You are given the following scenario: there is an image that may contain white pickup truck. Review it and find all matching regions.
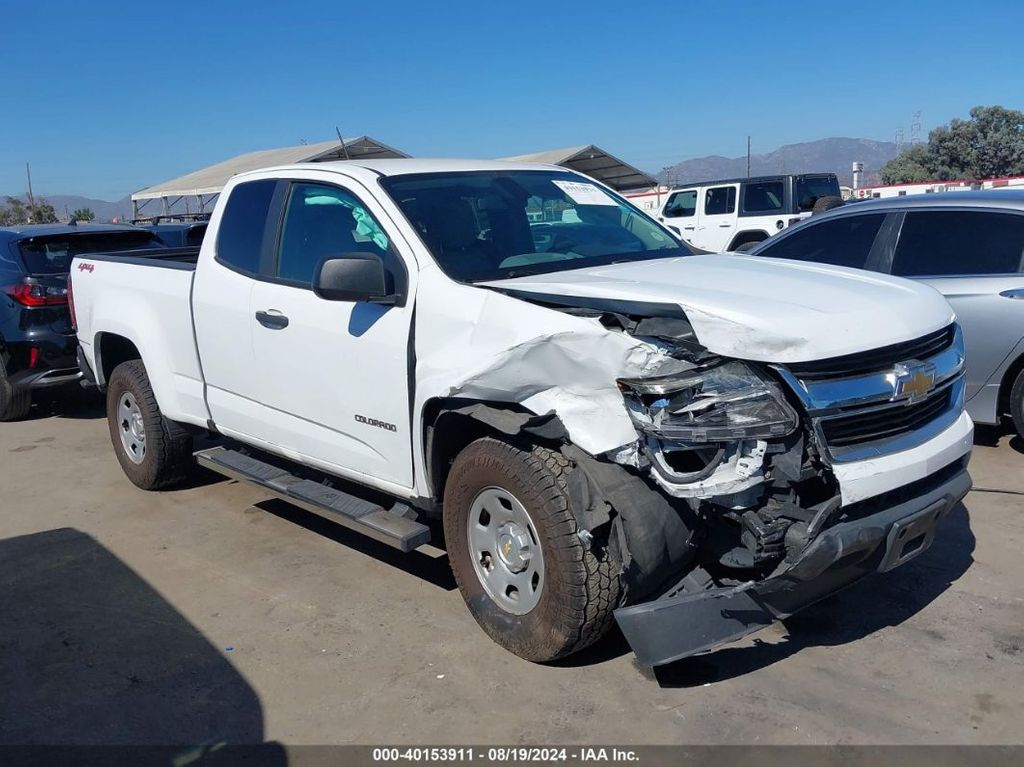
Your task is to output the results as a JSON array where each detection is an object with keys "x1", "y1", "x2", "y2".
[{"x1": 70, "y1": 159, "x2": 973, "y2": 667}]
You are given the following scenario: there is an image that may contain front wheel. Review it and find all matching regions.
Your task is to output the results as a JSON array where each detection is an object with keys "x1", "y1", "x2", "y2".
[
  {"x1": 443, "y1": 437, "x2": 621, "y2": 662},
  {"x1": 106, "y1": 360, "x2": 193, "y2": 490}
]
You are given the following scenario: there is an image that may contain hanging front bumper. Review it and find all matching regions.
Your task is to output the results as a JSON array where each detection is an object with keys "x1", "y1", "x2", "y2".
[{"x1": 614, "y1": 458, "x2": 972, "y2": 667}]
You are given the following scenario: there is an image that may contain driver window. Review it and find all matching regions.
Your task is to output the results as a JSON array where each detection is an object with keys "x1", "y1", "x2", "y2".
[{"x1": 277, "y1": 182, "x2": 391, "y2": 285}]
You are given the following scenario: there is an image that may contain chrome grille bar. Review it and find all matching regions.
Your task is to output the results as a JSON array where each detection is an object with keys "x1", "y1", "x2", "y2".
[{"x1": 774, "y1": 324, "x2": 966, "y2": 463}]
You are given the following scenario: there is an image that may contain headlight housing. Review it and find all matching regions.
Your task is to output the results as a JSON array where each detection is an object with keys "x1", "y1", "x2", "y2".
[{"x1": 618, "y1": 360, "x2": 798, "y2": 442}]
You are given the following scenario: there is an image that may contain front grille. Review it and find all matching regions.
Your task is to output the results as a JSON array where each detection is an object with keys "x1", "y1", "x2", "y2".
[
  {"x1": 820, "y1": 387, "x2": 952, "y2": 447},
  {"x1": 788, "y1": 325, "x2": 955, "y2": 381}
]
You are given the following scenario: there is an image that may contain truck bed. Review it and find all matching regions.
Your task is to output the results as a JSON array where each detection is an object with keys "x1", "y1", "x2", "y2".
[
  {"x1": 80, "y1": 246, "x2": 199, "y2": 270},
  {"x1": 71, "y1": 246, "x2": 206, "y2": 427}
]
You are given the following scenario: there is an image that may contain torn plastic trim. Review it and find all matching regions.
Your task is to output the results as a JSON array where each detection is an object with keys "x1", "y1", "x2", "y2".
[
  {"x1": 614, "y1": 459, "x2": 971, "y2": 667},
  {"x1": 562, "y1": 444, "x2": 698, "y2": 602}
]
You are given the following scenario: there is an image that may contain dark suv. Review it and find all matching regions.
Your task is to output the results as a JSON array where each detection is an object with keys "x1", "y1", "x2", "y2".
[
  {"x1": 137, "y1": 221, "x2": 208, "y2": 248},
  {"x1": 0, "y1": 224, "x2": 163, "y2": 420}
]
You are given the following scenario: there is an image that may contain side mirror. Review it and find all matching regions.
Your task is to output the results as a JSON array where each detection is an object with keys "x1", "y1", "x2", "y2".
[{"x1": 313, "y1": 252, "x2": 396, "y2": 304}]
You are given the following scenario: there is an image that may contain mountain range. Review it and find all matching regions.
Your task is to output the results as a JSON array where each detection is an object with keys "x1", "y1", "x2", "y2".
[
  {"x1": 658, "y1": 137, "x2": 898, "y2": 187},
  {"x1": 1, "y1": 193, "x2": 134, "y2": 223},
  {"x1": 3, "y1": 137, "x2": 900, "y2": 222}
]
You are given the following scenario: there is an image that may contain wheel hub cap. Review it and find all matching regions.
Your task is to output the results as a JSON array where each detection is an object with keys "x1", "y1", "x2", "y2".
[
  {"x1": 496, "y1": 523, "x2": 532, "y2": 573},
  {"x1": 117, "y1": 392, "x2": 146, "y2": 465},
  {"x1": 467, "y1": 487, "x2": 545, "y2": 615}
]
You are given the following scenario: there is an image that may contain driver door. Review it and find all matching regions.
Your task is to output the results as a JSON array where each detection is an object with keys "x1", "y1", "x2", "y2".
[
  {"x1": 659, "y1": 188, "x2": 699, "y2": 247},
  {"x1": 248, "y1": 179, "x2": 415, "y2": 488}
]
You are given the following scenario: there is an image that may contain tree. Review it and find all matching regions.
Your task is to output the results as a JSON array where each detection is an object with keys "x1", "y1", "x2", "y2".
[
  {"x1": 880, "y1": 105, "x2": 1024, "y2": 184},
  {"x1": 29, "y1": 200, "x2": 58, "y2": 223},
  {"x1": 879, "y1": 144, "x2": 933, "y2": 184},
  {"x1": 71, "y1": 207, "x2": 95, "y2": 222},
  {"x1": 0, "y1": 197, "x2": 29, "y2": 226},
  {"x1": 0, "y1": 195, "x2": 58, "y2": 224}
]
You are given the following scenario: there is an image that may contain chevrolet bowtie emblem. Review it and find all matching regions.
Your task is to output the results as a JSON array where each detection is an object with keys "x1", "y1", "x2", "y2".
[{"x1": 891, "y1": 360, "x2": 936, "y2": 402}]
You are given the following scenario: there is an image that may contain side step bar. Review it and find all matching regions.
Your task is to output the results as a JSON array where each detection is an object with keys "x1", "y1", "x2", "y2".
[{"x1": 195, "y1": 446, "x2": 431, "y2": 552}]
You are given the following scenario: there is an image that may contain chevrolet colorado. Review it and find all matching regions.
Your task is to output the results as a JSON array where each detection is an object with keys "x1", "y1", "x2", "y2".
[{"x1": 70, "y1": 159, "x2": 973, "y2": 667}]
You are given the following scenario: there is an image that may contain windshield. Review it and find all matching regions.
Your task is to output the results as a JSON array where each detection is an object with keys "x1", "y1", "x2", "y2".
[
  {"x1": 381, "y1": 170, "x2": 689, "y2": 282},
  {"x1": 18, "y1": 230, "x2": 161, "y2": 274},
  {"x1": 794, "y1": 175, "x2": 841, "y2": 211}
]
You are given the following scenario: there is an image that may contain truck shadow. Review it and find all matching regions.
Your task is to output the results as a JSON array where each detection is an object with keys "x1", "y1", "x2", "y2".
[
  {"x1": 29, "y1": 387, "x2": 106, "y2": 421},
  {"x1": 648, "y1": 501, "x2": 975, "y2": 687},
  {"x1": 0, "y1": 527, "x2": 285, "y2": 763},
  {"x1": 254, "y1": 498, "x2": 457, "y2": 591}
]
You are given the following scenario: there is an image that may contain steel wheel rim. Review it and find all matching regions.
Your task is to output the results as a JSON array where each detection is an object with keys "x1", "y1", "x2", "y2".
[
  {"x1": 467, "y1": 486, "x2": 545, "y2": 615},
  {"x1": 117, "y1": 392, "x2": 146, "y2": 465}
]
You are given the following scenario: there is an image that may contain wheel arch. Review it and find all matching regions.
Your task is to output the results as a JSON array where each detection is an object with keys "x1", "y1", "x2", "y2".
[
  {"x1": 727, "y1": 229, "x2": 770, "y2": 251},
  {"x1": 94, "y1": 332, "x2": 142, "y2": 388},
  {"x1": 421, "y1": 398, "x2": 568, "y2": 503},
  {"x1": 998, "y1": 350, "x2": 1024, "y2": 416}
]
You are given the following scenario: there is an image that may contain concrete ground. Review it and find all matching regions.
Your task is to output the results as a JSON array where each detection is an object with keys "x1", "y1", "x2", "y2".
[{"x1": 1, "y1": 391, "x2": 1022, "y2": 746}]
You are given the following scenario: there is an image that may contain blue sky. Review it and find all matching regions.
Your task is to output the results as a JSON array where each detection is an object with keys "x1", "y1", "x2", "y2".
[{"x1": 1, "y1": 0, "x2": 1021, "y2": 200}]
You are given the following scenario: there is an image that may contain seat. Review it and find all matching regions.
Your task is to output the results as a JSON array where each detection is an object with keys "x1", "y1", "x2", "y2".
[{"x1": 415, "y1": 195, "x2": 495, "y2": 279}]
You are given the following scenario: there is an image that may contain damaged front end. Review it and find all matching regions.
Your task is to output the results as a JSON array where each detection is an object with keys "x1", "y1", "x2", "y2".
[
  {"x1": 439, "y1": 286, "x2": 971, "y2": 667},
  {"x1": 553, "y1": 307, "x2": 970, "y2": 667}
]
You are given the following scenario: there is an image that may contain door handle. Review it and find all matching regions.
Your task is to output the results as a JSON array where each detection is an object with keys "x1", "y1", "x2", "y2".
[
  {"x1": 683, "y1": 225, "x2": 696, "y2": 230},
  {"x1": 255, "y1": 310, "x2": 289, "y2": 329},
  {"x1": 719, "y1": 223, "x2": 731, "y2": 227},
  {"x1": 999, "y1": 288, "x2": 1024, "y2": 300}
]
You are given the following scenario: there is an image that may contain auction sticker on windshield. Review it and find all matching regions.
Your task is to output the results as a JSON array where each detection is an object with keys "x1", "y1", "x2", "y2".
[{"x1": 551, "y1": 180, "x2": 619, "y2": 206}]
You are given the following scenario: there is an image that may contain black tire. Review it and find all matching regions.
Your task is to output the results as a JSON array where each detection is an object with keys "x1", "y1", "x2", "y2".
[
  {"x1": 732, "y1": 238, "x2": 764, "y2": 253},
  {"x1": 443, "y1": 437, "x2": 621, "y2": 662},
  {"x1": 106, "y1": 360, "x2": 193, "y2": 490},
  {"x1": 1010, "y1": 368, "x2": 1024, "y2": 440},
  {"x1": 0, "y1": 372, "x2": 32, "y2": 421},
  {"x1": 812, "y1": 195, "x2": 845, "y2": 215}
]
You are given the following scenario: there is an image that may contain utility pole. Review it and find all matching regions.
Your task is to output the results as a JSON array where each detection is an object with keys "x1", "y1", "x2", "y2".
[
  {"x1": 25, "y1": 162, "x2": 35, "y2": 207},
  {"x1": 662, "y1": 166, "x2": 673, "y2": 191},
  {"x1": 25, "y1": 162, "x2": 37, "y2": 223},
  {"x1": 746, "y1": 136, "x2": 751, "y2": 177},
  {"x1": 911, "y1": 111, "x2": 922, "y2": 145}
]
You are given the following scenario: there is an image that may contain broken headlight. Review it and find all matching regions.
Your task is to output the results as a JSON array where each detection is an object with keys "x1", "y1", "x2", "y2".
[{"x1": 618, "y1": 361, "x2": 798, "y2": 442}]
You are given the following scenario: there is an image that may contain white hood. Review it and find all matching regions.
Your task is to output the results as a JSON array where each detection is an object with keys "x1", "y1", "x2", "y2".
[{"x1": 484, "y1": 254, "x2": 955, "y2": 363}]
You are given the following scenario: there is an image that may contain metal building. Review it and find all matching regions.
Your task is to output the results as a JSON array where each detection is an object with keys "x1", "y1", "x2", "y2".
[
  {"x1": 499, "y1": 145, "x2": 657, "y2": 191},
  {"x1": 130, "y1": 136, "x2": 409, "y2": 220}
]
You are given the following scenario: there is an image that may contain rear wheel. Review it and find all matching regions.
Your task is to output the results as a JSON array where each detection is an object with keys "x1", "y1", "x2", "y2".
[
  {"x1": 0, "y1": 372, "x2": 32, "y2": 421},
  {"x1": 1010, "y1": 368, "x2": 1024, "y2": 439},
  {"x1": 443, "y1": 437, "x2": 621, "y2": 662},
  {"x1": 106, "y1": 360, "x2": 193, "y2": 490}
]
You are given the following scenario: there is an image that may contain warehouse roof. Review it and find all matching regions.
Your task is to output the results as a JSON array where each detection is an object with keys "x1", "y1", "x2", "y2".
[
  {"x1": 499, "y1": 145, "x2": 656, "y2": 191},
  {"x1": 132, "y1": 136, "x2": 409, "y2": 201}
]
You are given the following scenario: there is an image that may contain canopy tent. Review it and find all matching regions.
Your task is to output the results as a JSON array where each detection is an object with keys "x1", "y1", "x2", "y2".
[
  {"x1": 499, "y1": 145, "x2": 656, "y2": 192},
  {"x1": 130, "y1": 136, "x2": 409, "y2": 219}
]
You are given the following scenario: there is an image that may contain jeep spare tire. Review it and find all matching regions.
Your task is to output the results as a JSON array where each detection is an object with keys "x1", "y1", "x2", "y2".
[{"x1": 812, "y1": 195, "x2": 845, "y2": 215}]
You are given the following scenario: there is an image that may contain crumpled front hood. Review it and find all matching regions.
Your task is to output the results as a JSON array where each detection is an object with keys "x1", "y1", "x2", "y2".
[{"x1": 484, "y1": 255, "x2": 955, "y2": 363}]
